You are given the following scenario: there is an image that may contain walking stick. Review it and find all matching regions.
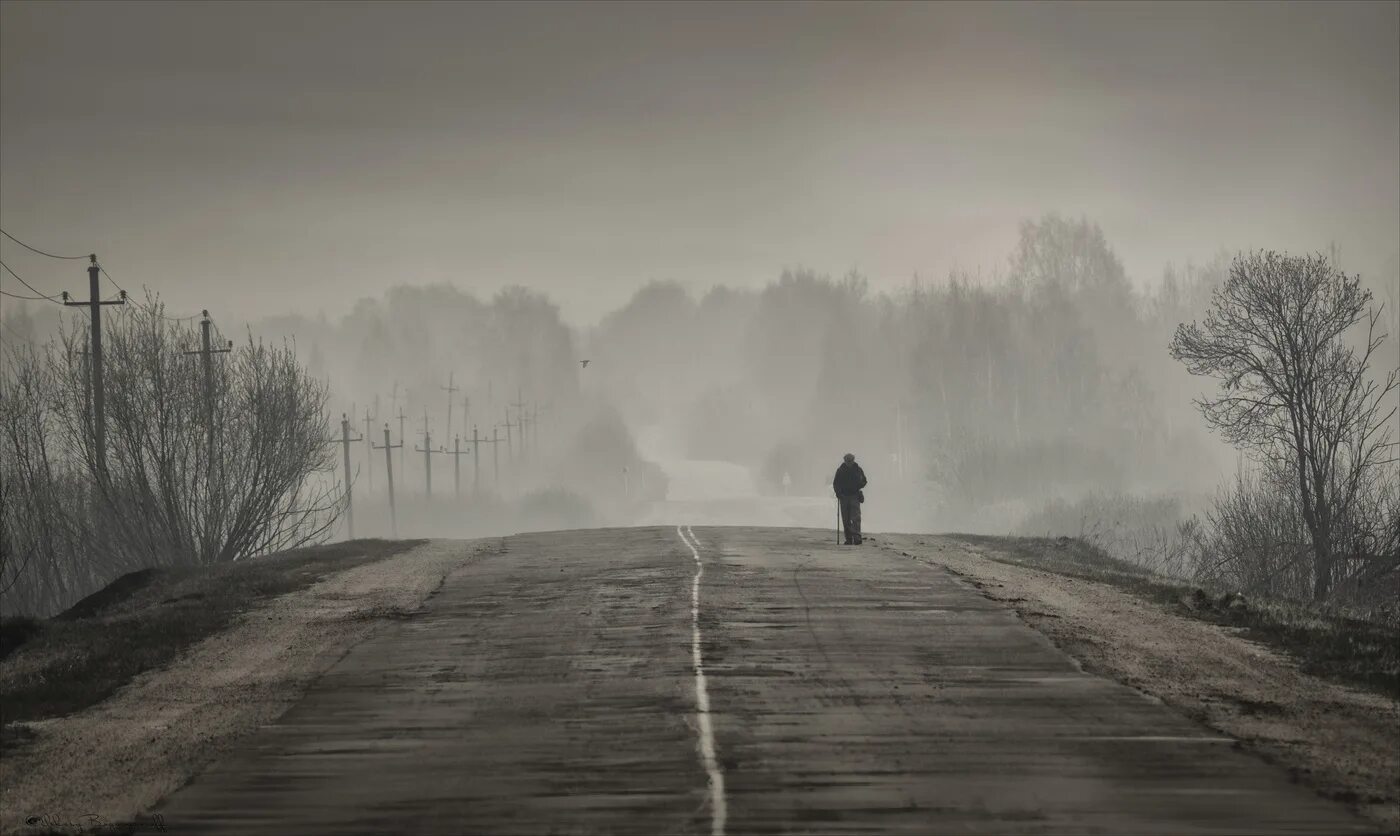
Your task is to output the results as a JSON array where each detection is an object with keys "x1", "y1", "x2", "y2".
[{"x1": 836, "y1": 497, "x2": 842, "y2": 545}]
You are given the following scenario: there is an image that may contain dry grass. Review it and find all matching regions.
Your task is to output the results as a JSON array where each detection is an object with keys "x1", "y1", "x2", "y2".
[
  {"x1": 0, "y1": 538, "x2": 425, "y2": 743},
  {"x1": 953, "y1": 534, "x2": 1400, "y2": 698},
  {"x1": 896, "y1": 534, "x2": 1400, "y2": 832}
]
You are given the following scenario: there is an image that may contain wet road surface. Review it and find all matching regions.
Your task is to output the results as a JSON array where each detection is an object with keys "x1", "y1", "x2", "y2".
[{"x1": 157, "y1": 527, "x2": 1375, "y2": 834}]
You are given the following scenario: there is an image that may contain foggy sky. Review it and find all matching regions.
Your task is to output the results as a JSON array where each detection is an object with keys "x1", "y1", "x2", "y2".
[{"x1": 2, "y1": 1, "x2": 1396, "y2": 325}]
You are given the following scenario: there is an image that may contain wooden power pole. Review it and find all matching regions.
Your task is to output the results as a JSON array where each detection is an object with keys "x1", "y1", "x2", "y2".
[
  {"x1": 182, "y1": 310, "x2": 231, "y2": 466},
  {"x1": 414, "y1": 411, "x2": 434, "y2": 497},
  {"x1": 442, "y1": 372, "x2": 459, "y2": 439},
  {"x1": 511, "y1": 388, "x2": 529, "y2": 461},
  {"x1": 372, "y1": 424, "x2": 403, "y2": 537},
  {"x1": 470, "y1": 425, "x2": 482, "y2": 494},
  {"x1": 481, "y1": 425, "x2": 502, "y2": 488},
  {"x1": 470, "y1": 425, "x2": 505, "y2": 494},
  {"x1": 61, "y1": 255, "x2": 125, "y2": 479},
  {"x1": 396, "y1": 406, "x2": 407, "y2": 474},
  {"x1": 442, "y1": 435, "x2": 470, "y2": 498},
  {"x1": 338, "y1": 414, "x2": 363, "y2": 538},
  {"x1": 362, "y1": 408, "x2": 376, "y2": 494}
]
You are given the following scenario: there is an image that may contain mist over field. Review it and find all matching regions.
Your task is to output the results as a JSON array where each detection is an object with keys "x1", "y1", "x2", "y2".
[
  {"x1": 5, "y1": 214, "x2": 1398, "y2": 560},
  {"x1": 216, "y1": 216, "x2": 1397, "y2": 552}
]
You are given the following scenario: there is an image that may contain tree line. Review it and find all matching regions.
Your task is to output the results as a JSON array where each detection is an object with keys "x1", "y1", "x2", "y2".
[
  {"x1": 1, "y1": 301, "x2": 336, "y2": 616},
  {"x1": 4, "y1": 212, "x2": 1394, "y2": 615},
  {"x1": 584, "y1": 215, "x2": 1398, "y2": 609}
]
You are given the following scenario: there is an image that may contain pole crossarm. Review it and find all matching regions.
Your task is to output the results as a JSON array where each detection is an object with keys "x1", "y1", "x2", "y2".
[{"x1": 63, "y1": 294, "x2": 128, "y2": 307}]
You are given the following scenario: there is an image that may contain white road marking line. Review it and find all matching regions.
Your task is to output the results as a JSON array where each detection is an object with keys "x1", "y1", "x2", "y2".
[{"x1": 679, "y1": 525, "x2": 727, "y2": 836}]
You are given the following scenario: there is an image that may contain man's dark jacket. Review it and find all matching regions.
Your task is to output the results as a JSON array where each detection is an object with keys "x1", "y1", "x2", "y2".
[{"x1": 833, "y1": 461, "x2": 867, "y2": 498}]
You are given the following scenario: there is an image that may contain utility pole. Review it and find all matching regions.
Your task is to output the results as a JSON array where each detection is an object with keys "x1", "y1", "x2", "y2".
[
  {"x1": 477, "y1": 425, "x2": 503, "y2": 489},
  {"x1": 77, "y1": 346, "x2": 92, "y2": 445},
  {"x1": 442, "y1": 435, "x2": 471, "y2": 498},
  {"x1": 471, "y1": 425, "x2": 481, "y2": 494},
  {"x1": 185, "y1": 311, "x2": 233, "y2": 480},
  {"x1": 363, "y1": 408, "x2": 376, "y2": 494},
  {"x1": 414, "y1": 411, "x2": 434, "y2": 497},
  {"x1": 531, "y1": 402, "x2": 540, "y2": 457},
  {"x1": 369, "y1": 398, "x2": 380, "y2": 492},
  {"x1": 338, "y1": 414, "x2": 363, "y2": 538},
  {"x1": 442, "y1": 373, "x2": 459, "y2": 439},
  {"x1": 372, "y1": 424, "x2": 403, "y2": 538},
  {"x1": 61, "y1": 255, "x2": 125, "y2": 479},
  {"x1": 511, "y1": 387, "x2": 529, "y2": 461},
  {"x1": 396, "y1": 406, "x2": 407, "y2": 474},
  {"x1": 181, "y1": 311, "x2": 233, "y2": 466},
  {"x1": 491, "y1": 425, "x2": 501, "y2": 487},
  {"x1": 473, "y1": 425, "x2": 504, "y2": 493}
]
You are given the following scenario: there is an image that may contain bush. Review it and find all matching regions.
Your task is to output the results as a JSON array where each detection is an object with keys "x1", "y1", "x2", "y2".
[
  {"x1": 1, "y1": 300, "x2": 340, "y2": 617},
  {"x1": 1015, "y1": 492, "x2": 1202, "y2": 578},
  {"x1": 1198, "y1": 463, "x2": 1399, "y2": 616}
]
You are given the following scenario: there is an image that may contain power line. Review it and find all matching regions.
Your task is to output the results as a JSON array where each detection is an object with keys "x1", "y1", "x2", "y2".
[
  {"x1": 4, "y1": 236, "x2": 220, "y2": 328},
  {"x1": 100, "y1": 265, "x2": 202, "y2": 322},
  {"x1": 0, "y1": 259, "x2": 64, "y2": 304},
  {"x1": 0, "y1": 287, "x2": 58, "y2": 302},
  {"x1": 98, "y1": 265, "x2": 127, "y2": 295},
  {"x1": 0, "y1": 228, "x2": 90, "y2": 260}
]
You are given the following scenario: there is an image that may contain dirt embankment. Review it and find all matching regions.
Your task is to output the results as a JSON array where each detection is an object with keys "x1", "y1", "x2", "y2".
[
  {"x1": 0, "y1": 539, "x2": 488, "y2": 834},
  {"x1": 877, "y1": 534, "x2": 1400, "y2": 832}
]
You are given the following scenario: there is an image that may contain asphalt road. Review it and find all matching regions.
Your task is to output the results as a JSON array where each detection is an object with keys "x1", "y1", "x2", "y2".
[{"x1": 157, "y1": 527, "x2": 1374, "y2": 834}]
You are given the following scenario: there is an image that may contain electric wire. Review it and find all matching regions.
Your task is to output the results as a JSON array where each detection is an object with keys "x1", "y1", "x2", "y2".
[
  {"x1": 100, "y1": 265, "x2": 202, "y2": 322},
  {"x1": 0, "y1": 259, "x2": 64, "y2": 304},
  {"x1": 0, "y1": 287, "x2": 56, "y2": 302},
  {"x1": 2, "y1": 230, "x2": 213, "y2": 324},
  {"x1": 0, "y1": 228, "x2": 90, "y2": 260},
  {"x1": 99, "y1": 265, "x2": 127, "y2": 295}
]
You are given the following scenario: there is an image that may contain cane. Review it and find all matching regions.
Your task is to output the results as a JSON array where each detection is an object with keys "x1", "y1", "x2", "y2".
[{"x1": 836, "y1": 497, "x2": 842, "y2": 545}]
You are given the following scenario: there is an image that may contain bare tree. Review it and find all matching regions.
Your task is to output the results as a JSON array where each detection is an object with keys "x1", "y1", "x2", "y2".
[
  {"x1": 0, "y1": 300, "x2": 341, "y2": 616},
  {"x1": 0, "y1": 341, "x2": 93, "y2": 611},
  {"x1": 1170, "y1": 251, "x2": 1399, "y2": 601}
]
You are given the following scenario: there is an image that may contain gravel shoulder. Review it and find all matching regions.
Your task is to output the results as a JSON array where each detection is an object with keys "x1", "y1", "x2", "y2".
[
  {"x1": 0, "y1": 539, "x2": 490, "y2": 834},
  {"x1": 875, "y1": 534, "x2": 1400, "y2": 832}
]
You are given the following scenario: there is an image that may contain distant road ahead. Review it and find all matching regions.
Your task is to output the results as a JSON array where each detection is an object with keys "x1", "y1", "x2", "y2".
[{"x1": 158, "y1": 527, "x2": 1372, "y2": 834}]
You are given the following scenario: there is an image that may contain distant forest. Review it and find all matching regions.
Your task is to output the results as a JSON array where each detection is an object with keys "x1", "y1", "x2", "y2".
[{"x1": 4, "y1": 213, "x2": 1396, "y2": 614}]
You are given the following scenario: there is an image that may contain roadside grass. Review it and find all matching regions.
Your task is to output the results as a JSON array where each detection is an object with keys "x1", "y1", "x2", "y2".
[
  {"x1": 951, "y1": 534, "x2": 1400, "y2": 699},
  {"x1": 0, "y1": 539, "x2": 426, "y2": 747}
]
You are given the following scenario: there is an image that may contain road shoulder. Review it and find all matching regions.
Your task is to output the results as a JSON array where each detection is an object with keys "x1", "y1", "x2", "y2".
[
  {"x1": 0, "y1": 539, "x2": 491, "y2": 835},
  {"x1": 878, "y1": 534, "x2": 1400, "y2": 832}
]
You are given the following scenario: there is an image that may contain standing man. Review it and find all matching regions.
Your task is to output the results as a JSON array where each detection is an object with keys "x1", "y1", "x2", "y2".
[{"x1": 833, "y1": 453, "x2": 867, "y2": 545}]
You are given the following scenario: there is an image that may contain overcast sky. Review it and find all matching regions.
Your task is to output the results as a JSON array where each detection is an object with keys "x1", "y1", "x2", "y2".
[{"x1": 2, "y1": 1, "x2": 1396, "y2": 325}]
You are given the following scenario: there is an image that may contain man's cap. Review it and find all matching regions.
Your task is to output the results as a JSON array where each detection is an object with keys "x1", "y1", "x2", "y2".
[{"x1": 843, "y1": 453, "x2": 855, "y2": 462}]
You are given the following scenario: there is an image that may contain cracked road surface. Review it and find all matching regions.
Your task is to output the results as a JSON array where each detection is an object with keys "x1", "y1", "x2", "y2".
[{"x1": 157, "y1": 527, "x2": 1375, "y2": 834}]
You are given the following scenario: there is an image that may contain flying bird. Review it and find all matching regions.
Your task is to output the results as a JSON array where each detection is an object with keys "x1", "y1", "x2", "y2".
[{"x1": 580, "y1": 360, "x2": 590, "y2": 368}]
